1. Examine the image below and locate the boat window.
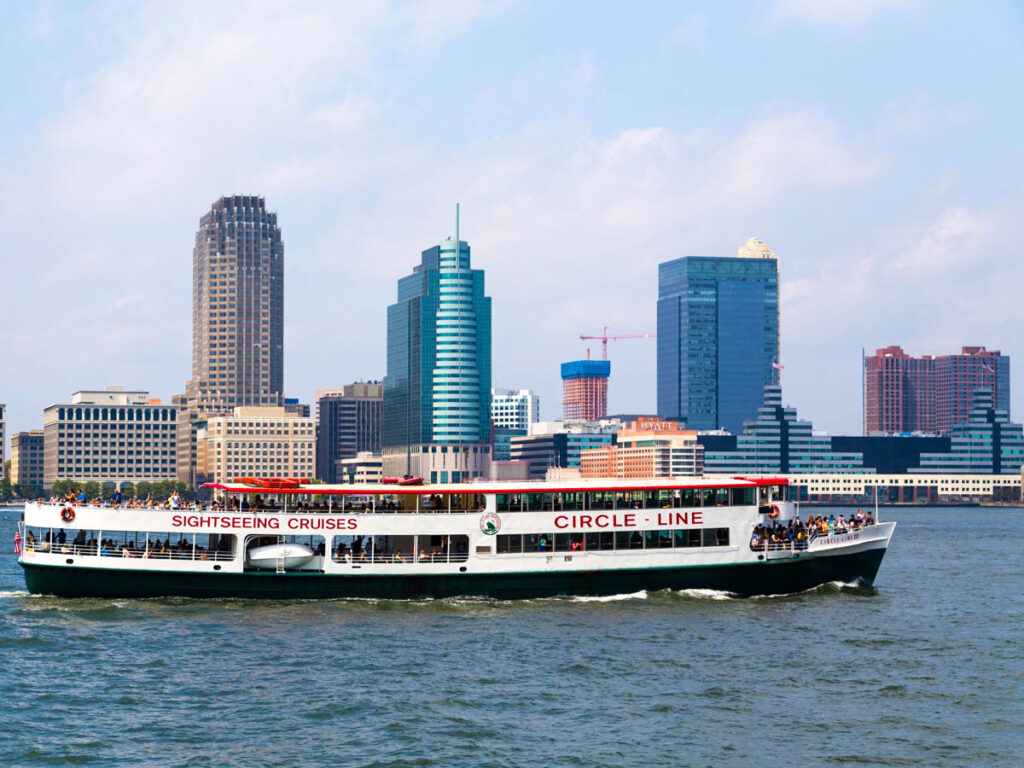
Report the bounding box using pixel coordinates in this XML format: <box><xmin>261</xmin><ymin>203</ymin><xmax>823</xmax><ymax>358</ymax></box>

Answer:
<box><xmin>615</xmin><ymin>530</ymin><xmax>643</xmax><ymax>549</ymax></box>
<box><xmin>702</xmin><ymin>528</ymin><xmax>730</xmax><ymax>547</ymax></box>
<box><xmin>496</xmin><ymin>534</ymin><xmax>522</xmax><ymax>554</ymax></box>
<box><xmin>330</xmin><ymin>534</ymin><xmax>468</xmax><ymax>563</ymax></box>
<box><xmin>525</xmin><ymin>493</ymin><xmax>546</xmax><ymax>511</ymax></box>
<box><xmin>554</xmin><ymin>532</ymin><xmax>583</xmax><ymax>552</ymax></box>
<box><xmin>715</xmin><ymin>488</ymin><xmax>730</xmax><ymax>506</ymax></box>
<box><xmin>700</xmin><ymin>488</ymin><xmax>716</xmax><ymax>507</ymax></box>
<box><xmin>675</xmin><ymin>489</ymin><xmax>695</xmax><ymax>507</ymax></box>
<box><xmin>524</xmin><ymin>533</ymin><xmax>553</xmax><ymax>552</ymax></box>
<box><xmin>730</xmin><ymin>487</ymin><xmax>754</xmax><ymax>506</ymax></box>
<box><xmin>28</xmin><ymin>530</ymin><xmax>240</xmax><ymax>561</ymax></box>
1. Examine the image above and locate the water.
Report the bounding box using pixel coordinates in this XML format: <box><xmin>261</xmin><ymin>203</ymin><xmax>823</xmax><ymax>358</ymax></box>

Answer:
<box><xmin>1</xmin><ymin>506</ymin><xmax>1021</xmax><ymax>767</ymax></box>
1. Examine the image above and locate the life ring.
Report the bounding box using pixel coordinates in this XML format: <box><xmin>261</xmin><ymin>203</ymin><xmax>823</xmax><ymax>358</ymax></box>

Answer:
<box><xmin>769</xmin><ymin>505</ymin><xmax>780</xmax><ymax>519</ymax></box>
<box><xmin>60</xmin><ymin>507</ymin><xmax>76</xmax><ymax>523</ymax></box>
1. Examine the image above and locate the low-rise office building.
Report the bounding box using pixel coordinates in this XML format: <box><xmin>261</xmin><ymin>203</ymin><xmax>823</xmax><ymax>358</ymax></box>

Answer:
<box><xmin>783</xmin><ymin>472</ymin><xmax>1021</xmax><ymax>504</ymax></box>
<box><xmin>581</xmin><ymin>418</ymin><xmax>704</xmax><ymax>478</ymax></box>
<box><xmin>0</xmin><ymin>403</ymin><xmax>5</xmax><ymax>480</ymax></box>
<box><xmin>381</xmin><ymin>443</ymin><xmax>491</xmax><ymax>485</ymax></box>
<box><xmin>510</xmin><ymin>420</ymin><xmax>619</xmax><ymax>480</ymax></box>
<box><xmin>197</xmin><ymin>406</ymin><xmax>316</xmax><ymax>486</ymax></box>
<box><xmin>337</xmin><ymin>451</ymin><xmax>383</xmax><ymax>484</ymax></box>
<box><xmin>42</xmin><ymin>388</ymin><xmax>180</xmax><ymax>490</ymax></box>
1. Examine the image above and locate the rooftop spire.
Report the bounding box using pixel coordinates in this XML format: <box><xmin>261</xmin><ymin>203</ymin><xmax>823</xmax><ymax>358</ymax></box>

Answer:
<box><xmin>455</xmin><ymin>203</ymin><xmax>460</xmax><ymax>269</ymax></box>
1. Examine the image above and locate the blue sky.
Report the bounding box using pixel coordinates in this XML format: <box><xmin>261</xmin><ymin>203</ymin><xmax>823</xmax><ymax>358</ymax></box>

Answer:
<box><xmin>2</xmin><ymin>0</ymin><xmax>1023</xmax><ymax>442</ymax></box>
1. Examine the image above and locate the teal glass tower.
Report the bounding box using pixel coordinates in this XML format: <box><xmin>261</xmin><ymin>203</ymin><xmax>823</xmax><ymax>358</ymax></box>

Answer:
<box><xmin>657</xmin><ymin>245</ymin><xmax>779</xmax><ymax>435</ymax></box>
<box><xmin>383</xmin><ymin>206</ymin><xmax>492</xmax><ymax>450</ymax></box>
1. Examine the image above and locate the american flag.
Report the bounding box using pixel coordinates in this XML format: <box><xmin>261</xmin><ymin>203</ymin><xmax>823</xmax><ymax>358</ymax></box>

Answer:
<box><xmin>981</xmin><ymin>362</ymin><xmax>995</xmax><ymax>374</ymax></box>
<box><xmin>13</xmin><ymin>531</ymin><xmax>22</xmax><ymax>556</ymax></box>
<box><xmin>772</xmin><ymin>360</ymin><xmax>785</xmax><ymax>371</ymax></box>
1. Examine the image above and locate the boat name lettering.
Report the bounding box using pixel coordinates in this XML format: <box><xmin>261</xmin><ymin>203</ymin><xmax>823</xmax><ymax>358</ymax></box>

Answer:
<box><xmin>554</xmin><ymin>513</ymin><xmax>635</xmax><ymax>529</ymax></box>
<box><xmin>656</xmin><ymin>511</ymin><xmax>703</xmax><ymax>527</ymax></box>
<box><xmin>553</xmin><ymin>511</ymin><xmax>704</xmax><ymax>529</ymax></box>
<box><xmin>170</xmin><ymin>515</ymin><xmax>358</xmax><ymax>531</ymax></box>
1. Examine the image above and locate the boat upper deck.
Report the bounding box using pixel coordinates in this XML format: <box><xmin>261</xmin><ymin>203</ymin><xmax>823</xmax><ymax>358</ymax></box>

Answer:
<box><xmin>207</xmin><ymin>475</ymin><xmax>791</xmax><ymax>496</ymax></box>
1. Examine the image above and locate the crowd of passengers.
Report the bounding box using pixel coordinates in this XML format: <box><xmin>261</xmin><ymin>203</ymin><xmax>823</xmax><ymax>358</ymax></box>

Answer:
<box><xmin>23</xmin><ymin>528</ymin><xmax>230</xmax><ymax>559</ymax></box>
<box><xmin>330</xmin><ymin>535</ymin><xmax>469</xmax><ymax>564</ymax></box>
<box><xmin>41</xmin><ymin>489</ymin><xmax>191</xmax><ymax>510</ymax></box>
<box><xmin>750</xmin><ymin>510</ymin><xmax>875</xmax><ymax>551</ymax></box>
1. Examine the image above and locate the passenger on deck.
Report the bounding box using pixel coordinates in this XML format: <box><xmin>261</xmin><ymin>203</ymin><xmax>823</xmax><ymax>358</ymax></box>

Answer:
<box><xmin>394</xmin><ymin>549</ymin><xmax>404</xmax><ymax>563</ymax></box>
<box><xmin>419</xmin><ymin>549</ymin><xmax>430</xmax><ymax>562</ymax></box>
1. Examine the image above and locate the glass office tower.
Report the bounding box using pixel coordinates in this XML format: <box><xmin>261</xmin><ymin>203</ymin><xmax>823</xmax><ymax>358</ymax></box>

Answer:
<box><xmin>657</xmin><ymin>241</ymin><xmax>779</xmax><ymax>435</ymax></box>
<box><xmin>383</xmin><ymin>209</ymin><xmax>492</xmax><ymax>450</ymax></box>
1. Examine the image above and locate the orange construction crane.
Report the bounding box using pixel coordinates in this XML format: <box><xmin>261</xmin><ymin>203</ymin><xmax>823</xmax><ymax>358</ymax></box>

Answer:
<box><xmin>580</xmin><ymin>326</ymin><xmax>656</xmax><ymax>360</ymax></box>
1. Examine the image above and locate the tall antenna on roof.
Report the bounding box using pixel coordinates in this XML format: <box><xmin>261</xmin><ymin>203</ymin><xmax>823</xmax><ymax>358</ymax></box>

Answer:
<box><xmin>455</xmin><ymin>203</ymin><xmax>460</xmax><ymax>270</ymax></box>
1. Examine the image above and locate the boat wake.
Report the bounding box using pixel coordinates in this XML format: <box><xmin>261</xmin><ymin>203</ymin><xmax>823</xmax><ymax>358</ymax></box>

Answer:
<box><xmin>750</xmin><ymin>580</ymin><xmax>875</xmax><ymax>600</ymax></box>
<box><xmin>0</xmin><ymin>590</ymin><xmax>31</xmax><ymax>599</ymax></box>
<box><xmin>672</xmin><ymin>588</ymin><xmax>737</xmax><ymax>600</ymax></box>
<box><xmin>569</xmin><ymin>590</ymin><xmax>649</xmax><ymax>603</ymax></box>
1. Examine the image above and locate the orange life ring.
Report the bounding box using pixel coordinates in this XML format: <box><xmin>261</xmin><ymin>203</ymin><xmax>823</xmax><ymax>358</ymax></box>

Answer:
<box><xmin>769</xmin><ymin>505</ymin><xmax>780</xmax><ymax>519</ymax></box>
<box><xmin>60</xmin><ymin>507</ymin><xmax>76</xmax><ymax>523</ymax></box>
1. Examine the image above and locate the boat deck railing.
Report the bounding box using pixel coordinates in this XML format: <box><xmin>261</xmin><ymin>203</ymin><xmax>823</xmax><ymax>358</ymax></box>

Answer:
<box><xmin>332</xmin><ymin>552</ymin><xmax>470</xmax><ymax>565</ymax></box>
<box><xmin>750</xmin><ymin>521</ymin><xmax>878</xmax><ymax>552</ymax></box>
<box><xmin>23</xmin><ymin>542</ymin><xmax>234</xmax><ymax>562</ymax></box>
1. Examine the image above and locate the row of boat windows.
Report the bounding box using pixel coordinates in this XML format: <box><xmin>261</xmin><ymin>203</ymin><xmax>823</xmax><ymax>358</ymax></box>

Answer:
<box><xmin>495</xmin><ymin>528</ymin><xmax>731</xmax><ymax>553</ymax></box>
<box><xmin>493</xmin><ymin>486</ymin><xmax>787</xmax><ymax>512</ymax></box>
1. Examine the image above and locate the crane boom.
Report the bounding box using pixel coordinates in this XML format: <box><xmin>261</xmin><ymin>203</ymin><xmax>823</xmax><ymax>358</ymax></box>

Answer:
<box><xmin>579</xmin><ymin>326</ymin><xmax>657</xmax><ymax>360</ymax></box>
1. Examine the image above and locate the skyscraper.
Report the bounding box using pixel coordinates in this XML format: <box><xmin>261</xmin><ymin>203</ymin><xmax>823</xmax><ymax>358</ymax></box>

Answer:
<box><xmin>657</xmin><ymin>238</ymin><xmax>779</xmax><ymax>435</ymax></box>
<box><xmin>561</xmin><ymin>360</ymin><xmax>610</xmax><ymax>420</ymax></box>
<box><xmin>863</xmin><ymin>345</ymin><xmax>1010</xmax><ymax>435</ymax></box>
<box><xmin>185</xmin><ymin>195</ymin><xmax>284</xmax><ymax>411</ymax></box>
<box><xmin>382</xmin><ymin>206</ymin><xmax>492</xmax><ymax>483</ymax></box>
<box><xmin>316</xmin><ymin>382</ymin><xmax>383</xmax><ymax>483</ymax></box>
<box><xmin>177</xmin><ymin>195</ymin><xmax>285</xmax><ymax>486</ymax></box>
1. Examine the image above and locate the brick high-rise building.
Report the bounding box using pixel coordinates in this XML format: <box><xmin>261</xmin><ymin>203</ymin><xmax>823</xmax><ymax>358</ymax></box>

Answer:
<box><xmin>561</xmin><ymin>360</ymin><xmax>610</xmax><ymax>421</ymax></box>
<box><xmin>176</xmin><ymin>195</ymin><xmax>285</xmax><ymax>486</ymax></box>
<box><xmin>864</xmin><ymin>345</ymin><xmax>1010</xmax><ymax>435</ymax></box>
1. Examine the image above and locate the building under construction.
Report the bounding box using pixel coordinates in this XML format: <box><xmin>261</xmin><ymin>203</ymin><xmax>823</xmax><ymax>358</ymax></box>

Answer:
<box><xmin>561</xmin><ymin>360</ymin><xmax>611</xmax><ymax>420</ymax></box>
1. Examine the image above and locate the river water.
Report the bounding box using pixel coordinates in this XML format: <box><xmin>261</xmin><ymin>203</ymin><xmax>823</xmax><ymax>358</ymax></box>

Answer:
<box><xmin>0</xmin><ymin>505</ymin><xmax>1020</xmax><ymax>767</ymax></box>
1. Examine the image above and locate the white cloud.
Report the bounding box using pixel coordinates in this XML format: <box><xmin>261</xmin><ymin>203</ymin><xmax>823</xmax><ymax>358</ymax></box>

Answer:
<box><xmin>772</xmin><ymin>0</ymin><xmax>921</xmax><ymax>29</ymax></box>
<box><xmin>887</xmin><ymin>207</ymin><xmax>994</xmax><ymax>275</ymax></box>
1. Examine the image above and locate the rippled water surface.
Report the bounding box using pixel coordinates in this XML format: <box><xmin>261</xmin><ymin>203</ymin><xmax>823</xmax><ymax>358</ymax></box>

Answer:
<box><xmin>1</xmin><ymin>506</ymin><xmax>1021</xmax><ymax>767</ymax></box>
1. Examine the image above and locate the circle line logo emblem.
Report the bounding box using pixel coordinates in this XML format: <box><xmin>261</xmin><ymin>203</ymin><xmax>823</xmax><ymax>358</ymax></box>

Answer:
<box><xmin>480</xmin><ymin>512</ymin><xmax>501</xmax><ymax>535</ymax></box>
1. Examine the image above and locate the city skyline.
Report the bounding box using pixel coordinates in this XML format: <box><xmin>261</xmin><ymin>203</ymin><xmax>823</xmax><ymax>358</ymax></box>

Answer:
<box><xmin>2</xmin><ymin>2</ymin><xmax>1023</xmax><ymax>441</ymax></box>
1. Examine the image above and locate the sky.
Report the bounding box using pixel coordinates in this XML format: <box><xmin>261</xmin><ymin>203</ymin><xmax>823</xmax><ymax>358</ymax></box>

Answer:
<box><xmin>2</xmin><ymin>0</ymin><xmax>1023</xmax><ymax>443</ymax></box>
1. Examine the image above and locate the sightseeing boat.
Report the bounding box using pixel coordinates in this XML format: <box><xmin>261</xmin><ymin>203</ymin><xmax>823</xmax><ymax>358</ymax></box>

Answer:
<box><xmin>16</xmin><ymin>477</ymin><xmax>894</xmax><ymax>600</ymax></box>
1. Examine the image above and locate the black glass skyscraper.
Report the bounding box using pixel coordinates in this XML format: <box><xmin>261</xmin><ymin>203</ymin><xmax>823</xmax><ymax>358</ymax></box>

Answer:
<box><xmin>657</xmin><ymin>242</ymin><xmax>779</xmax><ymax>435</ymax></box>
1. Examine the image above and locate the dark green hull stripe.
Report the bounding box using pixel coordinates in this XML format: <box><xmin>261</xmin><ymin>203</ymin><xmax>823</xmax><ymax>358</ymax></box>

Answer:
<box><xmin>21</xmin><ymin>549</ymin><xmax>887</xmax><ymax>599</ymax></box>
